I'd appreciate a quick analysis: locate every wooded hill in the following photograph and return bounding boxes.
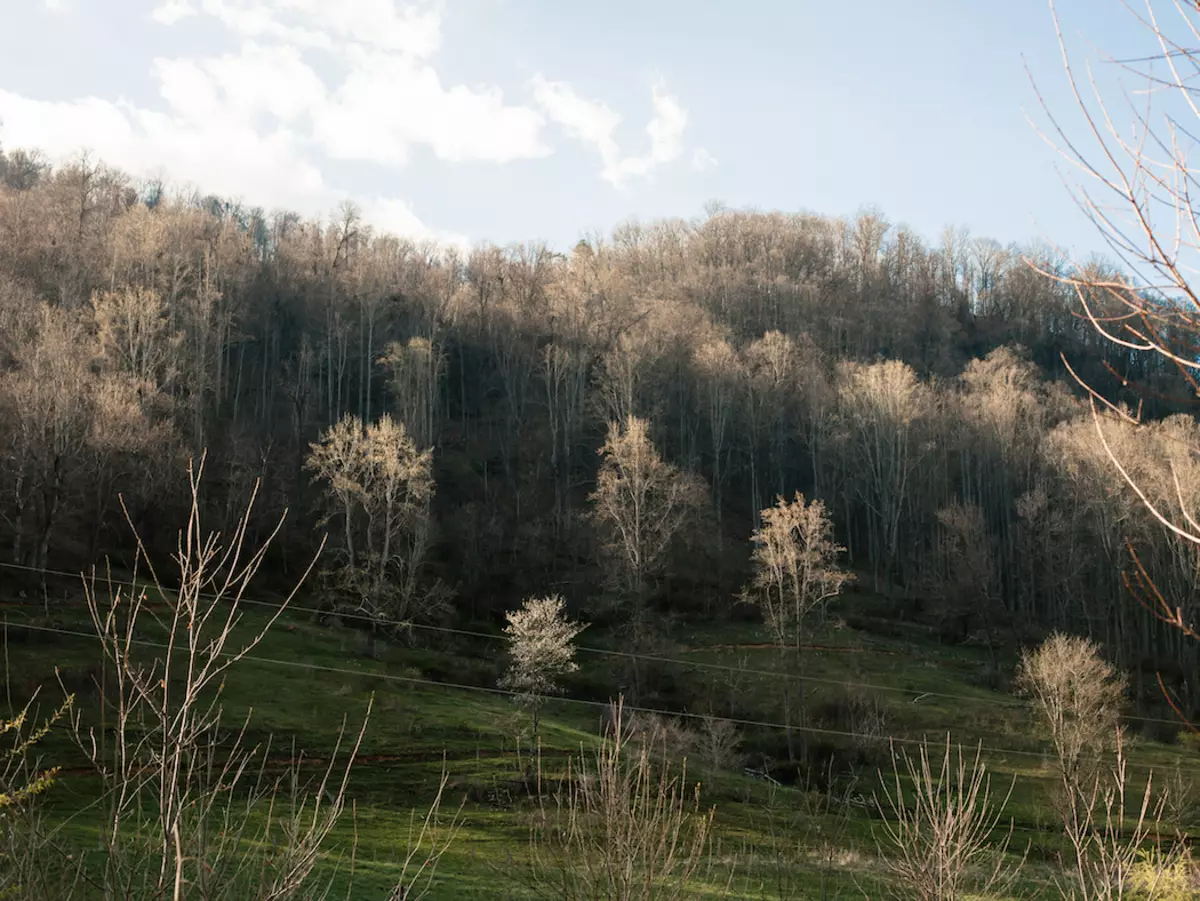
[0,144,1194,717]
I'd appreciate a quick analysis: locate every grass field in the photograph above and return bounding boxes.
[2,570,1198,900]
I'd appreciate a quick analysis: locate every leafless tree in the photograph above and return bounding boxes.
[1030,0,1200,712]
[1016,632,1127,825]
[540,340,590,530]
[742,331,798,518]
[379,336,444,450]
[307,413,439,632]
[745,492,852,761]
[693,716,743,783]
[931,501,1003,670]
[588,415,707,615]
[91,286,182,389]
[2,304,95,574]
[835,359,934,586]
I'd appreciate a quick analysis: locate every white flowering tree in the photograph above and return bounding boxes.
[500,594,587,734]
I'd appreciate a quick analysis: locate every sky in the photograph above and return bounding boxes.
[0,0,1164,256]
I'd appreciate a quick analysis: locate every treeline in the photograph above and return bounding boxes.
[0,145,1194,713]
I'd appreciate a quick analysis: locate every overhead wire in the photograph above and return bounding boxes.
[0,559,1192,729]
[8,617,1200,777]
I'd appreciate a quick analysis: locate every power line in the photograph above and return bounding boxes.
[8,618,1200,777]
[0,559,1191,730]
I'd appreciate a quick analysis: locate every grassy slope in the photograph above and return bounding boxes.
[4,582,1199,900]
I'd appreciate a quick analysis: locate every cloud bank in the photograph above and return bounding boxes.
[0,1,714,242]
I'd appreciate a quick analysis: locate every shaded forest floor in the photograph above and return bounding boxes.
[3,574,1199,900]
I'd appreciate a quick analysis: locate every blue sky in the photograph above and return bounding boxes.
[0,0,1153,256]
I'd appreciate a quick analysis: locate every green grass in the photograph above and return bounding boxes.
[2,584,1198,900]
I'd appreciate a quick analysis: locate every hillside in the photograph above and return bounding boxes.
[2,136,1200,896]
[2,560,1197,899]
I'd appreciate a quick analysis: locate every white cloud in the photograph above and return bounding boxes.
[647,87,686,159]
[361,196,469,250]
[531,76,694,189]
[151,0,196,24]
[0,89,331,216]
[315,52,548,165]
[182,0,443,59]
[156,41,327,124]
[0,92,134,161]
[7,0,710,247]
[42,0,67,11]
[691,146,718,172]
[530,74,620,158]
[149,1,548,167]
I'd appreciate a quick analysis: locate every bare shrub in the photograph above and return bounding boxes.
[874,735,1023,901]
[60,457,377,900]
[40,456,460,900]
[625,710,696,761]
[384,765,465,901]
[1059,730,1179,901]
[815,687,889,758]
[522,698,729,901]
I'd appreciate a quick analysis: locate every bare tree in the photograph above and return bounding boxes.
[307,413,438,633]
[500,594,587,735]
[693,336,741,534]
[2,304,94,574]
[1016,632,1127,825]
[745,492,852,761]
[588,415,707,617]
[742,331,797,515]
[597,334,646,426]
[540,341,590,529]
[91,286,181,389]
[305,413,365,573]
[379,336,444,449]
[694,716,742,784]
[1030,1,1200,712]
[835,359,933,586]
[1012,630,1172,900]
[931,501,1003,671]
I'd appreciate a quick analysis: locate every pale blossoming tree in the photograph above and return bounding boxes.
[500,594,587,734]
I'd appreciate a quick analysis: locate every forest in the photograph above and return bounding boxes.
[0,141,1194,710]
